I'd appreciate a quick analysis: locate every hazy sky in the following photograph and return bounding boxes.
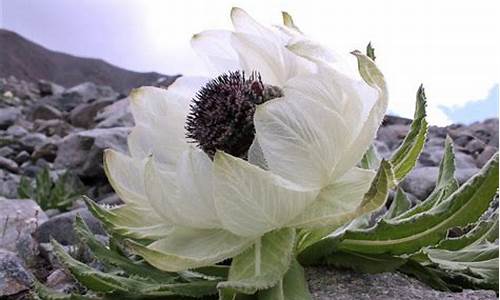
[1,0,498,125]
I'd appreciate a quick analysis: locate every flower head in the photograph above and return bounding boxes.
[98,8,388,272]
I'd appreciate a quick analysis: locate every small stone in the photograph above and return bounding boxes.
[0,198,48,251]
[95,98,134,128]
[31,141,58,162]
[19,133,49,152]
[69,98,115,128]
[14,151,30,164]
[33,208,105,245]
[0,156,19,173]
[476,146,498,168]
[0,249,33,297]
[401,167,439,200]
[29,103,63,120]
[5,125,28,138]
[38,80,64,96]
[0,146,14,158]
[0,107,21,130]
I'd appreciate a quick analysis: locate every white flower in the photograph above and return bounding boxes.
[99,8,388,272]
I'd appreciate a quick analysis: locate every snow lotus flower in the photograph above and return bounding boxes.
[97,8,388,272]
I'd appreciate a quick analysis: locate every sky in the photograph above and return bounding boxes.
[1,0,498,125]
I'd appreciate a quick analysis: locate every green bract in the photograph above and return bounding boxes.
[35,7,499,300]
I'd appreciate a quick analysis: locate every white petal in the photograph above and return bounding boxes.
[176,148,221,228]
[288,167,376,228]
[213,152,318,237]
[127,125,153,159]
[144,152,220,229]
[127,227,253,272]
[231,7,278,42]
[103,149,147,207]
[332,52,388,178]
[191,30,240,74]
[128,86,190,166]
[247,137,268,169]
[254,96,351,189]
[108,205,171,239]
[167,76,209,100]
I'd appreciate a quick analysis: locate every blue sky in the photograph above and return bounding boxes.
[1,0,498,125]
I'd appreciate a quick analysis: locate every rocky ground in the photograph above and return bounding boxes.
[0,76,497,299]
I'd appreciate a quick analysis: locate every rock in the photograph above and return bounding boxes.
[5,125,28,138]
[476,146,497,168]
[45,268,75,293]
[38,80,64,96]
[0,170,21,198]
[0,156,19,173]
[98,193,123,205]
[0,107,21,130]
[31,141,58,162]
[18,133,49,152]
[29,103,63,120]
[14,151,30,164]
[54,127,129,177]
[456,167,480,184]
[0,249,33,297]
[69,98,115,128]
[95,98,134,128]
[0,198,48,251]
[376,125,409,151]
[306,267,497,300]
[0,146,14,158]
[401,167,439,200]
[382,115,412,126]
[33,207,105,245]
[454,151,478,169]
[33,119,75,137]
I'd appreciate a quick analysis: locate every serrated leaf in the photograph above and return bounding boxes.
[258,259,312,300]
[337,153,498,255]
[397,260,451,291]
[383,187,412,220]
[390,85,428,183]
[325,251,406,274]
[218,228,295,295]
[34,281,102,300]
[366,42,376,61]
[359,144,380,170]
[74,215,177,283]
[52,238,218,297]
[297,160,393,263]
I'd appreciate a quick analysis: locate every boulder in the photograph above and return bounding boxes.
[0,156,19,173]
[33,207,105,245]
[400,167,439,200]
[0,107,21,130]
[0,250,33,297]
[69,98,115,128]
[0,170,21,199]
[54,127,129,177]
[37,80,64,96]
[95,98,134,128]
[29,103,63,120]
[0,198,48,251]
[306,267,497,300]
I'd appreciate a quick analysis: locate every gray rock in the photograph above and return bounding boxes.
[0,249,33,297]
[95,98,134,128]
[401,167,439,200]
[38,80,64,97]
[0,156,19,173]
[18,132,49,152]
[376,125,409,151]
[476,146,497,168]
[69,98,115,128]
[14,151,30,164]
[54,127,129,177]
[456,167,480,184]
[0,107,21,130]
[0,146,14,158]
[0,170,21,198]
[31,141,58,162]
[33,207,105,245]
[45,268,75,293]
[33,118,76,137]
[5,125,28,138]
[29,103,63,120]
[306,267,497,300]
[454,151,478,169]
[0,198,48,251]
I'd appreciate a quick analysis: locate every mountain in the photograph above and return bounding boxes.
[0,29,177,94]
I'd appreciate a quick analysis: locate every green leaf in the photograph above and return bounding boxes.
[398,260,451,291]
[423,242,499,291]
[325,251,406,274]
[17,176,34,199]
[51,238,218,297]
[297,160,393,263]
[258,259,312,300]
[383,187,412,220]
[366,42,376,61]
[359,144,380,170]
[74,215,178,283]
[390,85,428,183]
[337,153,499,255]
[218,228,296,295]
[34,281,102,300]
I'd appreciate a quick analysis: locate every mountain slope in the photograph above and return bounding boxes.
[0,29,177,93]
